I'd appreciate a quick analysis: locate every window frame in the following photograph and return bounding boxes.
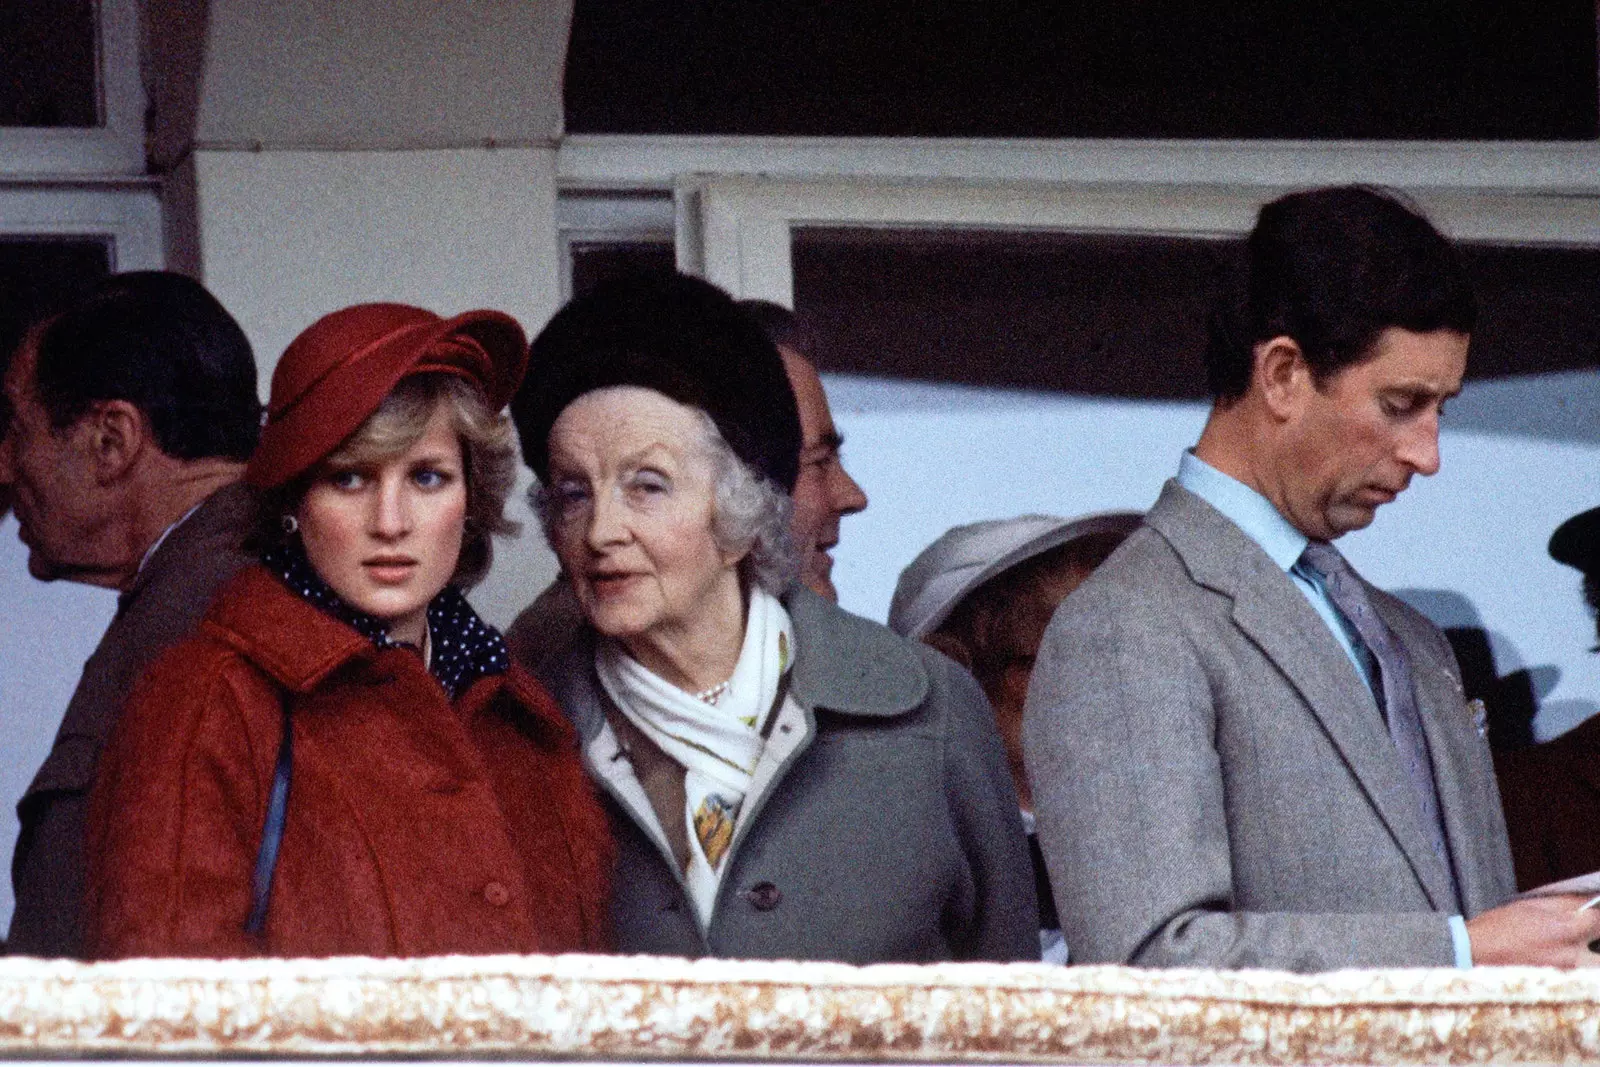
[0,182,164,272]
[556,135,1600,303]
[0,0,147,177]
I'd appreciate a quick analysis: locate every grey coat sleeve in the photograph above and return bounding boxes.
[1022,598,1458,972]
[921,648,1041,962]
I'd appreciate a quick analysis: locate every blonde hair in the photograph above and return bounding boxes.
[261,373,519,588]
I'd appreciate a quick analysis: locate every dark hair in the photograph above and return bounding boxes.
[32,271,261,461]
[0,335,14,443]
[1583,573,1600,651]
[737,299,816,359]
[1204,186,1476,404]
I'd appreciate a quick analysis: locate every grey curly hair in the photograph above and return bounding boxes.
[532,405,799,595]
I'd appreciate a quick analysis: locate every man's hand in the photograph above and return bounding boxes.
[1466,895,1600,967]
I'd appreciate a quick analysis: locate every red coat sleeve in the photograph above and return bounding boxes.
[85,637,280,959]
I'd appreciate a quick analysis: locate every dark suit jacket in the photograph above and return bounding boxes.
[1023,481,1515,972]
[7,483,256,957]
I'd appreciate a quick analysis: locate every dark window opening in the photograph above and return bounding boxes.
[791,228,1600,400]
[0,0,100,128]
[570,240,677,299]
[0,238,112,358]
[566,1,1598,140]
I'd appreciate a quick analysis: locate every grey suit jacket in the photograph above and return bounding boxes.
[1023,480,1515,972]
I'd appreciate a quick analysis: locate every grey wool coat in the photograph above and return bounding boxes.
[8,483,257,957]
[532,585,1039,963]
[1023,481,1515,973]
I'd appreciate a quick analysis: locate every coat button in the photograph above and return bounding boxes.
[744,882,781,911]
[482,881,511,907]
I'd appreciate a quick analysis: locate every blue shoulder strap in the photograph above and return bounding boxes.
[245,704,293,936]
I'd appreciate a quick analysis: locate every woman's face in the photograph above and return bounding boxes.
[297,403,467,646]
[546,387,743,659]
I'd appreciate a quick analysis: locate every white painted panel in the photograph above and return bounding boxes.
[562,135,1600,194]
[193,145,564,629]
[193,0,572,149]
[195,147,560,376]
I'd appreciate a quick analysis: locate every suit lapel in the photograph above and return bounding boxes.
[1148,481,1456,910]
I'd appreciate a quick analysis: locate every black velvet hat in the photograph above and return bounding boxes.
[1550,506,1600,576]
[513,273,802,492]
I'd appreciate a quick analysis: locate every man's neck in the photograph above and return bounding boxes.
[107,461,246,591]
[1193,403,1279,511]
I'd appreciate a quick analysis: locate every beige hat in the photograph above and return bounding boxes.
[888,512,1144,640]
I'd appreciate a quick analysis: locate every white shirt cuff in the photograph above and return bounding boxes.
[1448,914,1473,968]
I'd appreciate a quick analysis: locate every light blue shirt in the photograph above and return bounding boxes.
[1174,451,1473,968]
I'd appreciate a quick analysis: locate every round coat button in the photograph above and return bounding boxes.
[482,881,511,907]
[744,882,782,911]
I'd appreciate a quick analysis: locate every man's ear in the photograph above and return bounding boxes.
[83,400,149,484]
[923,631,974,670]
[1254,335,1312,421]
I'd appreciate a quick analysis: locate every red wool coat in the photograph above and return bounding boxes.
[85,566,612,959]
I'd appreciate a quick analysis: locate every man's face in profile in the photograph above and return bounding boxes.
[0,338,106,581]
[780,347,868,601]
[1273,326,1467,541]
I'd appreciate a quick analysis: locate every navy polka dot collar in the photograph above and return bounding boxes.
[261,543,510,700]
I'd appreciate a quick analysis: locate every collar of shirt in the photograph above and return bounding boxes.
[1176,450,1375,692]
[134,499,209,580]
[1176,450,1308,575]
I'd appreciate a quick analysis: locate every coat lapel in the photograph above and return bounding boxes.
[1148,481,1456,910]
[542,632,690,893]
[714,587,926,898]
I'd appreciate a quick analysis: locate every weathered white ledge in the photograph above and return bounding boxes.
[2,952,1599,1063]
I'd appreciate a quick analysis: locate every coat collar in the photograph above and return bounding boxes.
[1146,479,1459,911]
[545,585,930,745]
[783,585,929,717]
[204,565,377,693]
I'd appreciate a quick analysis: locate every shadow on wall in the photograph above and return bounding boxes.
[1394,587,1595,750]
[142,0,213,276]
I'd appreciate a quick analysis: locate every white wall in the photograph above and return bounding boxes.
[0,524,118,936]
[823,370,1600,741]
[191,0,570,150]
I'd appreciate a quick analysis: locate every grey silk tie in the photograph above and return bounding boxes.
[1297,540,1458,902]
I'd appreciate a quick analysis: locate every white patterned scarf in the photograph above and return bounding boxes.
[595,587,795,926]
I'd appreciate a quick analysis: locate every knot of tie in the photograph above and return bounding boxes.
[1298,539,1348,584]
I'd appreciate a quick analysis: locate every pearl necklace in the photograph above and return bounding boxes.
[695,680,731,705]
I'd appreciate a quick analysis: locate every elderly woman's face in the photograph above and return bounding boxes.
[297,403,467,646]
[546,387,743,654]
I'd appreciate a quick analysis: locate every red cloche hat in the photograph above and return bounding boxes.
[247,303,527,488]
